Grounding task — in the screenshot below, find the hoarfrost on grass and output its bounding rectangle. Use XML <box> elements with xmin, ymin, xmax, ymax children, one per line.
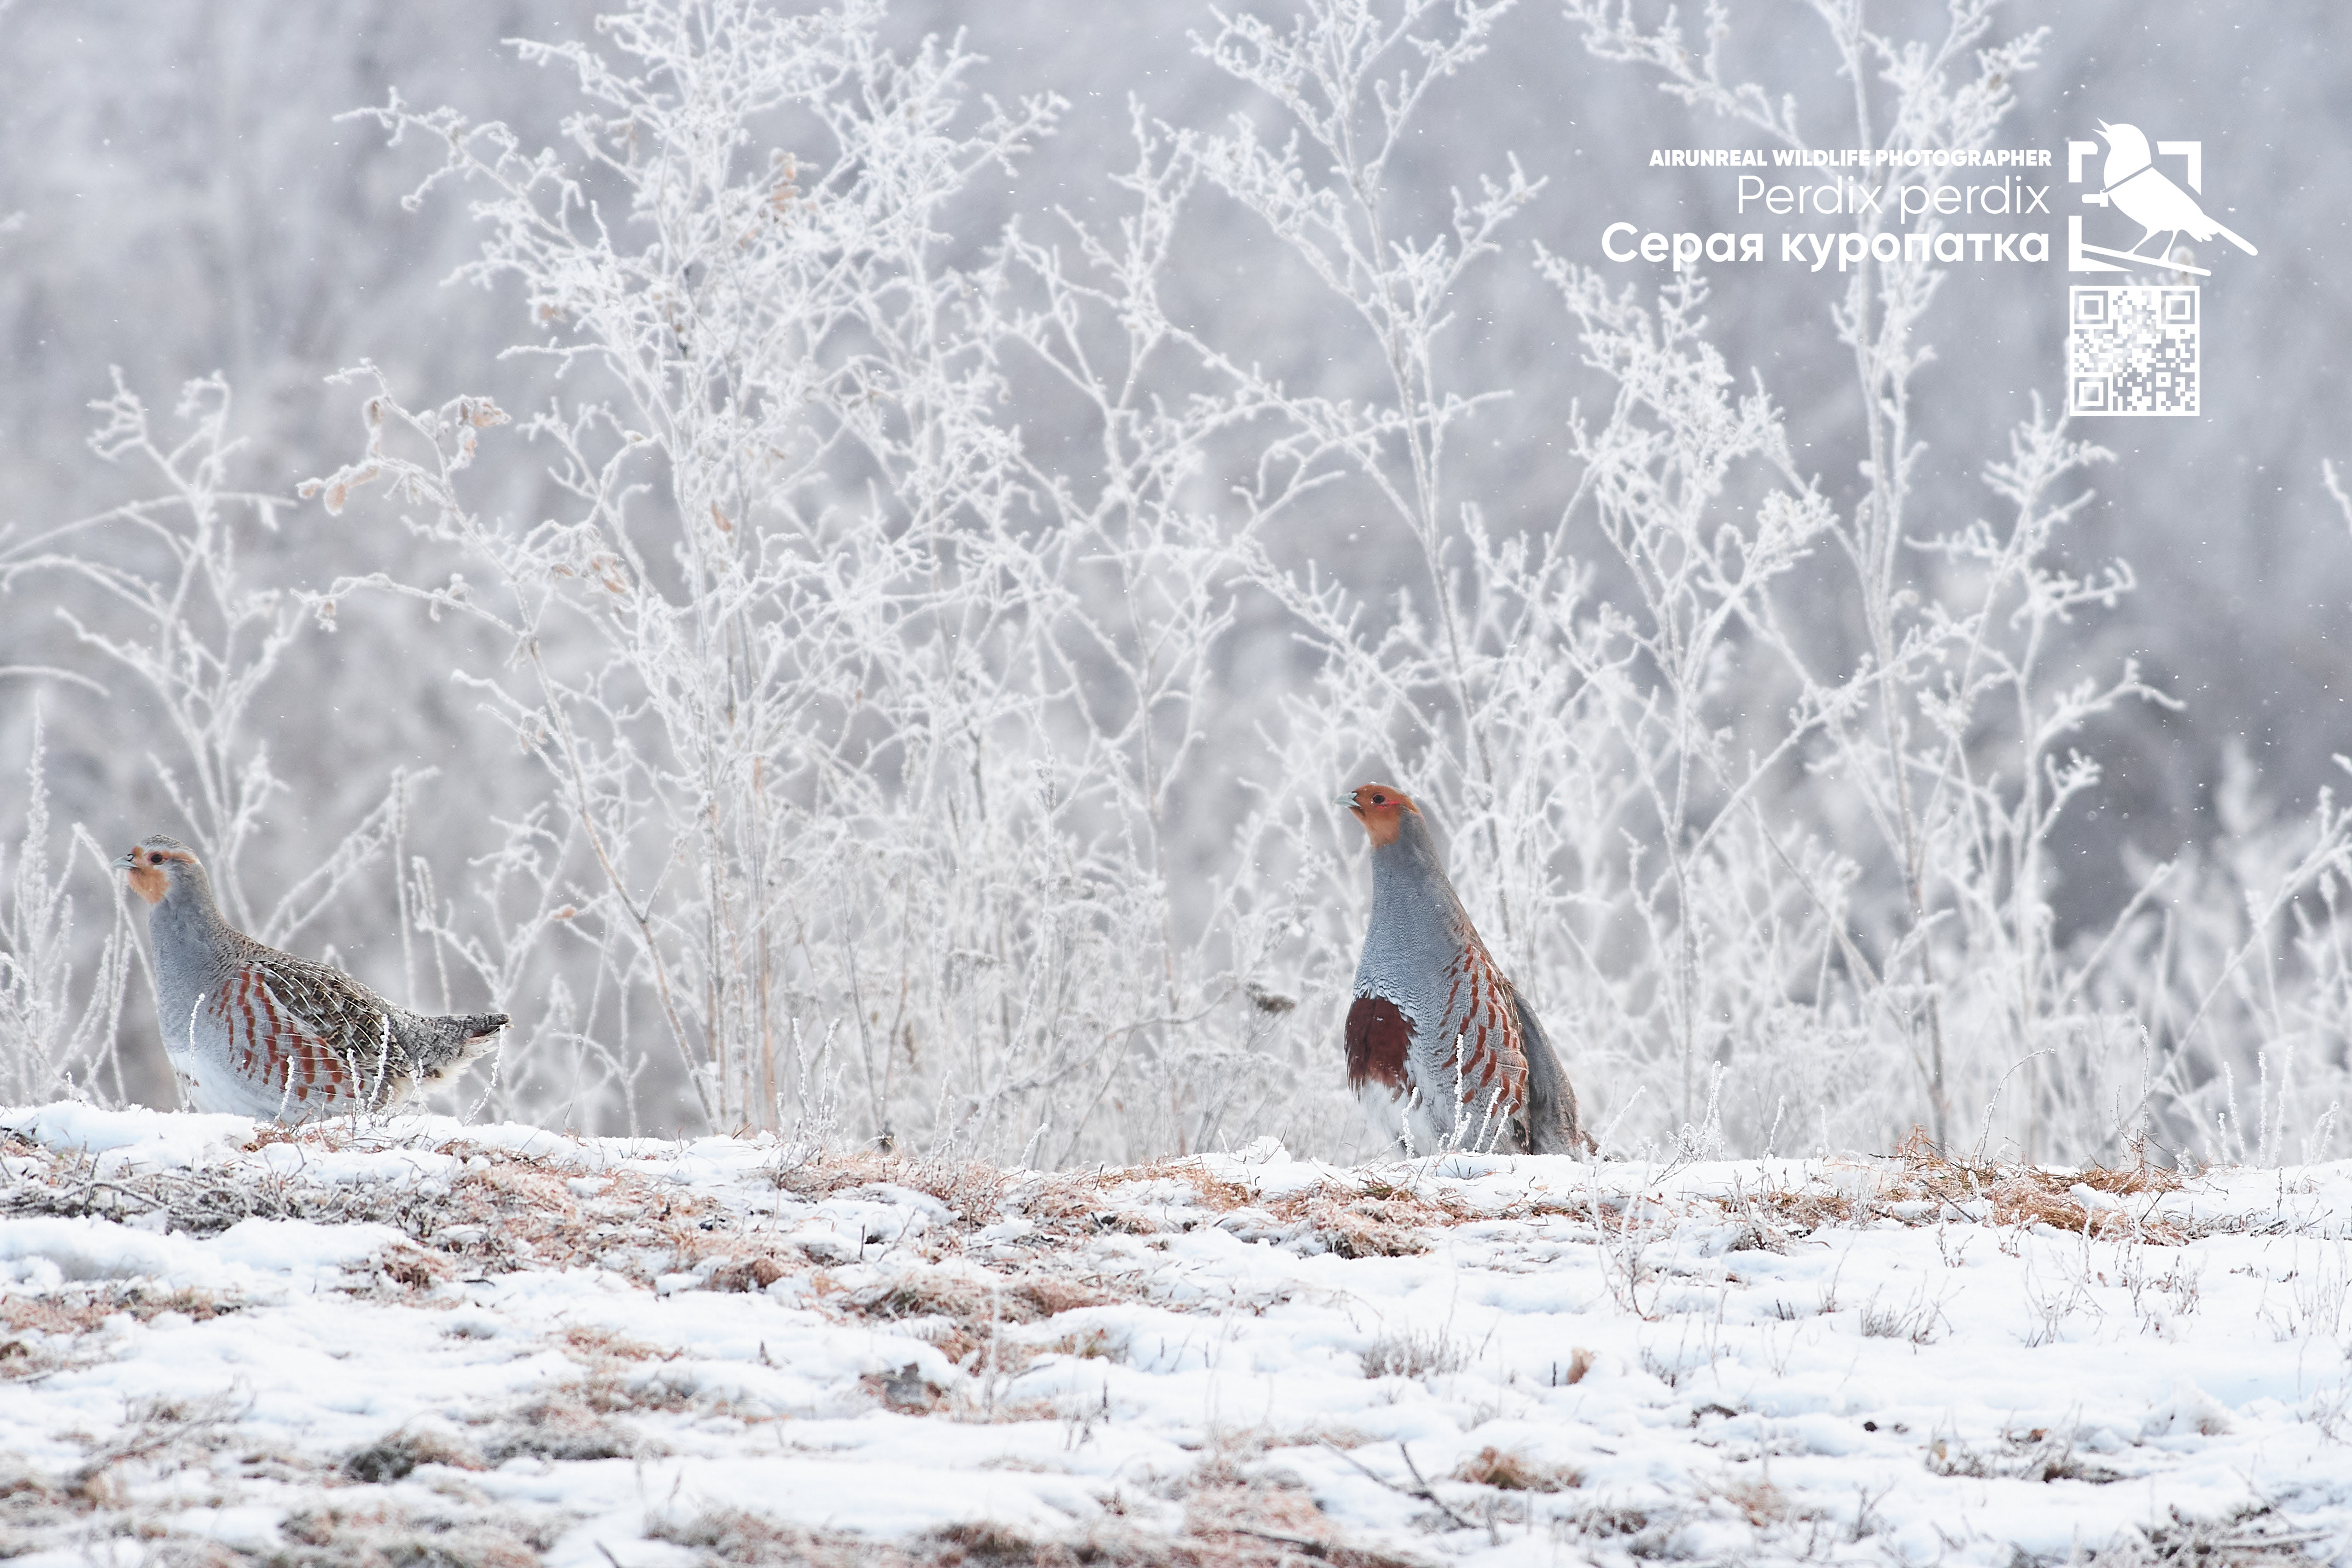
<box><xmin>6</xmin><ymin>0</ymin><xmax>2352</xmax><ymax>1172</ymax></box>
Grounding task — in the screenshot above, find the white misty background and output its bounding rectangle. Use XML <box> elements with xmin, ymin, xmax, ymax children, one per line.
<box><xmin>2</xmin><ymin>0</ymin><xmax>2348</xmax><ymax>1169</ymax></box>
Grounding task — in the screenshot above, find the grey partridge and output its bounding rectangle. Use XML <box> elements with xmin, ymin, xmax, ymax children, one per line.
<box><xmin>117</xmin><ymin>835</ymin><xmax>506</xmax><ymax>1120</ymax></box>
<box><xmin>1338</xmin><ymin>784</ymin><xmax>1586</xmax><ymax>1157</ymax></box>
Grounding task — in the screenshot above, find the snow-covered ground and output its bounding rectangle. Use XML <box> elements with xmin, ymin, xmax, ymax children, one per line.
<box><xmin>3</xmin><ymin>1105</ymin><xmax>2349</xmax><ymax>1567</ymax></box>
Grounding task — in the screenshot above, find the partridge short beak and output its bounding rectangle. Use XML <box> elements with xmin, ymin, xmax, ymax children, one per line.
<box><xmin>113</xmin><ymin>849</ymin><xmax>137</xmax><ymax>870</ymax></box>
<box><xmin>1332</xmin><ymin>790</ymin><xmax>1358</xmax><ymax>809</ymax></box>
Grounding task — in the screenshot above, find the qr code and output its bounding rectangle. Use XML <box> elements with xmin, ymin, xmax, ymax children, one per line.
<box><xmin>2067</xmin><ymin>286</ymin><xmax>2198</xmax><ymax>416</ymax></box>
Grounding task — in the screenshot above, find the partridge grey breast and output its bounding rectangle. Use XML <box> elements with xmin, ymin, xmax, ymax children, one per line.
<box><xmin>118</xmin><ymin>834</ymin><xmax>506</xmax><ymax>1120</ymax></box>
<box><xmin>1338</xmin><ymin>784</ymin><xmax>1587</xmax><ymax>1157</ymax></box>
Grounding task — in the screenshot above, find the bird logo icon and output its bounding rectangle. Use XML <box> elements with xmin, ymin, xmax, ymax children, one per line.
<box><xmin>2070</xmin><ymin>122</ymin><xmax>2254</xmax><ymax>275</ymax></box>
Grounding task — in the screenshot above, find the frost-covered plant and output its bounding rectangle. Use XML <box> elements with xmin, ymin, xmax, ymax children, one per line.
<box><xmin>1</xmin><ymin>375</ymin><xmax>366</xmax><ymax>937</ymax></box>
<box><xmin>1183</xmin><ymin>0</ymin><xmax>1880</xmax><ymax>1154</ymax></box>
<box><xmin>1186</xmin><ymin>0</ymin><xmax>2352</xmax><ymax>1165</ymax></box>
<box><xmin>1552</xmin><ymin>0</ymin><xmax>2352</xmax><ymax>1163</ymax></box>
<box><xmin>312</xmin><ymin>0</ymin><xmax>1323</xmax><ymax>1152</ymax></box>
<box><xmin>0</xmin><ymin>714</ymin><xmax>134</xmax><ymax>1104</ymax></box>
<box><xmin>15</xmin><ymin>0</ymin><xmax>2345</xmax><ymax>1167</ymax></box>
<box><xmin>0</xmin><ymin>376</ymin><xmax>420</xmax><ymax>1104</ymax></box>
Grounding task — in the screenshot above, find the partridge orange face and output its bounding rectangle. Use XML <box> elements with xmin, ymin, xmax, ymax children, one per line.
<box><xmin>115</xmin><ymin>840</ymin><xmax>192</xmax><ymax>905</ymax></box>
<box><xmin>1337</xmin><ymin>783</ymin><xmax>1418</xmax><ymax>847</ymax></box>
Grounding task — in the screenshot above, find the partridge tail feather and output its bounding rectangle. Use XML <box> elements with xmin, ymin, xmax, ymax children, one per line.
<box><xmin>1513</xmin><ymin>994</ymin><xmax>1590</xmax><ymax>1155</ymax></box>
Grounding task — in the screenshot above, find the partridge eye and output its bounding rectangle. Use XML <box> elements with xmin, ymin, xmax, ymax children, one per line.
<box><xmin>1371</xmin><ymin>793</ymin><xmax>1387</xmax><ymax>805</ymax></box>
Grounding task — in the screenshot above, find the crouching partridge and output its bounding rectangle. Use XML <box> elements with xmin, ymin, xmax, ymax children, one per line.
<box><xmin>117</xmin><ymin>835</ymin><xmax>506</xmax><ymax>1120</ymax></box>
<box><xmin>1338</xmin><ymin>784</ymin><xmax>1587</xmax><ymax>1157</ymax></box>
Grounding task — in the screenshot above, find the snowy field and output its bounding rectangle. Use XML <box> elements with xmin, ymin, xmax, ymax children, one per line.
<box><xmin>3</xmin><ymin>1105</ymin><xmax>2350</xmax><ymax>1567</ymax></box>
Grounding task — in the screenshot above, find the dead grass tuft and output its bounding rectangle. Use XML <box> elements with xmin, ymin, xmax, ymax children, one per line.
<box><xmin>645</xmin><ymin>1453</ymin><xmax>1435</xmax><ymax>1568</ymax></box>
<box><xmin>707</xmin><ymin>1254</ymin><xmax>791</xmax><ymax>1292</ymax></box>
<box><xmin>836</xmin><ymin>1264</ymin><xmax>1124</xmax><ymax>1372</ymax></box>
<box><xmin>365</xmin><ymin>1242</ymin><xmax>454</xmax><ymax>1293</ymax></box>
<box><xmin>340</xmin><ymin>1428</ymin><xmax>487</xmax><ymax>1483</ymax></box>
<box><xmin>1294</xmin><ymin>1192</ymin><xmax>1434</xmax><ymax>1258</ymax></box>
<box><xmin>655</xmin><ymin>1502</ymin><xmax>1426</xmax><ymax>1567</ymax></box>
<box><xmin>1702</xmin><ymin>1477</ymin><xmax>1802</xmax><ymax>1526</ymax></box>
<box><xmin>274</xmin><ymin>1498</ymin><xmax>555</xmax><ymax>1568</ymax></box>
<box><xmin>1877</xmin><ymin>1131</ymin><xmax>2190</xmax><ymax>1244</ymax></box>
<box><xmin>772</xmin><ymin>1152</ymin><xmax>1013</xmax><ymax>1224</ymax></box>
<box><xmin>1744</xmin><ymin>1186</ymin><xmax>1861</xmax><ymax>1234</ymax></box>
<box><xmin>1011</xmin><ymin>1160</ymin><xmax>1467</xmax><ymax>1257</ymax></box>
<box><xmin>1454</xmin><ymin>1445</ymin><xmax>1582</xmax><ymax>1492</ymax></box>
<box><xmin>478</xmin><ymin>1382</ymin><xmax>668</xmax><ymax>1463</ymax></box>
<box><xmin>1719</xmin><ymin>1133</ymin><xmax>2194</xmax><ymax>1247</ymax></box>
<box><xmin>1</xmin><ymin>1282</ymin><xmax>244</xmax><ymax>1350</ymax></box>
<box><xmin>1926</xmin><ymin>1426</ymin><xmax>2121</xmax><ymax>1485</ymax></box>
<box><xmin>0</xmin><ymin>1128</ymin><xmax>744</xmax><ymax>1288</ymax></box>
<box><xmin>559</xmin><ymin>1323</ymin><xmax>674</xmax><ymax>1364</ymax></box>
<box><xmin>1030</xmin><ymin>1325</ymin><xmax>1120</xmax><ymax>1362</ymax></box>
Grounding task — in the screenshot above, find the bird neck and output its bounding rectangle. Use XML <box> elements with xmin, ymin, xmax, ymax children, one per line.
<box><xmin>154</xmin><ymin>863</ymin><xmax>232</xmax><ymax>944</ymax></box>
<box><xmin>1368</xmin><ymin>813</ymin><xmax>1462</xmax><ymax>917</ymax></box>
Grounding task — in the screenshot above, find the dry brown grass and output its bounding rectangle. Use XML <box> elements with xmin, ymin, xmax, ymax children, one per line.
<box><xmin>1711</xmin><ymin>1132</ymin><xmax>2193</xmax><ymax>1245</ymax></box>
<box><xmin>425</xmin><ymin>1149</ymin><xmax>729</xmax><ymax>1276</ymax></box>
<box><xmin>359</xmin><ymin>1241</ymin><xmax>454</xmax><ymax>1294</ymax></box>
<box><xmin>707</xmin><ymin>1254</ymin><xmax>792</xmax><ymax>1292</ymax></box>
<box><xmin>1699</xmin><ymin>1477</ymin><xmax>1808</xmax><ymax>1527</ymax></box>
<box><xmin>829</xmin><ymin>1263</ymin><xmax>1127</xmax><ymax>1370</ymax></box>
<box><xmin>651</xmin><ymin>1507</ymin><xmax>901</xmax><ymax>1566</ymax></box>
<box><xmin>477</xmin><ymin>1384</ymin><xmax>664</xmax><ymax>1463</ymax></box>
<box><xmin>339</xmin><ymin>1428</ymin><xmax>488</xmax><ymax>1483</ymax></box>
<box><xmin>0</xmin><ymin>1394</ymin><xmax>337</xmax><ymax>1558</ymax></box>
<box><xmin>650</xmin><ymin>1485</ymin><xmax>1432</xmax><ymax>1567</ymax></box>
<box><xmin>774</xmin><ymin>1151</ymin><xmax>1015</xmax><ymax>1223</ymax></box>
<box><xmin>2</xmin><ymin>1282</ymin><xmax>241</xmax><ymax>1336</ymax></box>
<box><xmin>1009</xmin><ymin>1159</ymin><xmax>1472</xmax><ymax>1261</ymax></box>
<box><xmin>273</xmin><ymin>1497</ymin><xmax>556</xmax><ymax>1568</ymax></box>
<box><xmin>844</xmin><ymin>1268</ymin><xmax>1115</xmax><ymax>1324</ymax></box>
<box><xmin>0</xmin><ymin>1131</ymin><xmax>745</xmax><ymax>1290</ymax></box>
<box><xmin>1870</xmin><ymin>1130</ymin><xmax>2190</xmax><ymax>1243</ymax></box>
<box><xmin>2</xmin><ymin>1285</ymin><xmax>247</xmax><ymax>1385</ymax></box>
<box><xmin>559</xmin><ymin>1323</ymin><xmax>675</xmax><ymax>1364</ymax></box>
<box><xmin>458</xmin><ymin>1327</ymin><xmax>704</xmax><ymax>1461</ymax></box>
<box><xmin>1453</xmin><ymin>1445</ymin><xmax>1583</xmax><ymax>1492</ymax></box>
<box><xmin>1744</xmin><ymin>1186</ymin><xmax>1861</xmax><ymax>1233</ymax></box>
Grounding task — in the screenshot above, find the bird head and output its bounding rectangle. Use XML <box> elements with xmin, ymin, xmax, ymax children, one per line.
<box><xmin>115</xmin><ymin>835</ymin><xmax>202</xmax><ymax>906</ymax></box>
<box><xmin>2095</xmin><ymin>120</ymin><xmax>2151</xmax><ymax>166</ymax></box>
<box><xmin>1336</xmin><ymin>783</ymin><xmax>1420</xmax><ymax>848</ymax></box>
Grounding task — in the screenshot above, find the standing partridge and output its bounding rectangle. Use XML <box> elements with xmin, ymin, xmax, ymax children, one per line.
<box><xmin>1338</xmin><ymin>784</ymin><xmax>1586</xmax><ymax>1157</ymax></box>
<box><xmin>117</xmin><ymin>835</ymin><xmax>506</xmax><ymax>1120</ymax></box>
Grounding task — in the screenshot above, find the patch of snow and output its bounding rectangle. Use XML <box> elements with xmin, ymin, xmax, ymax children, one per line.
<box><xmin>5</xmin><ymin>1106</ymin><xmax>2352</xmax><ymax>1564</ymax></box>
